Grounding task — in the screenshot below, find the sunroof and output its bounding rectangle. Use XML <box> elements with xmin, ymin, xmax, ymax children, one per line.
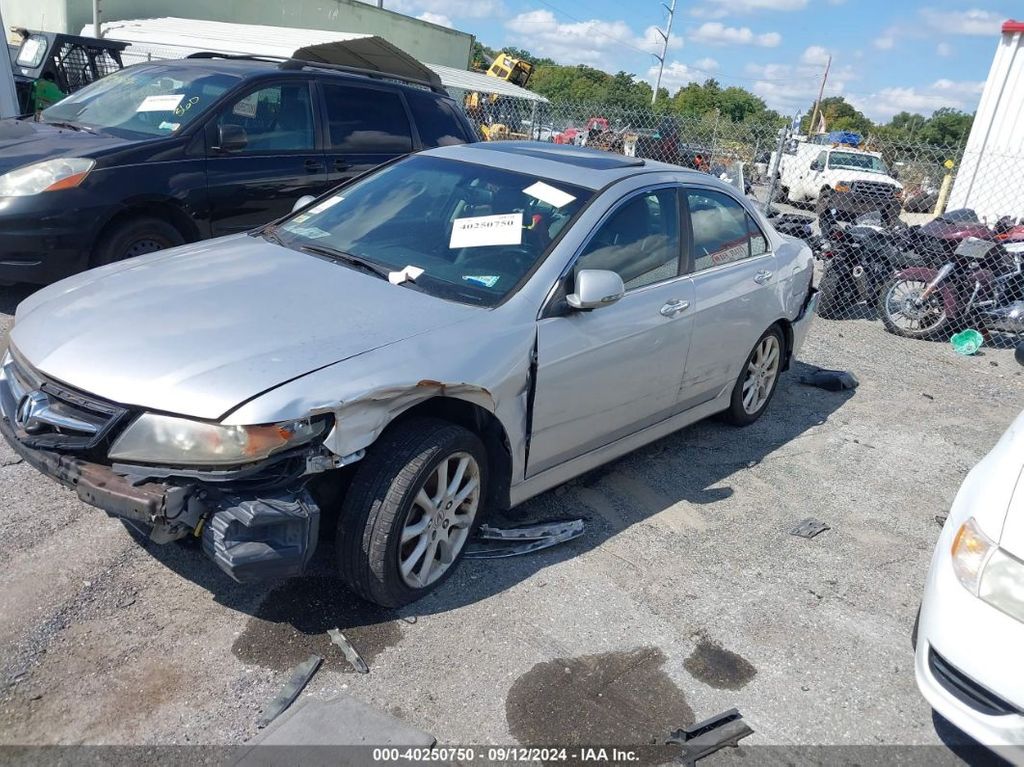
<box><xmin>476</xmin><ymin>142</ymin><xmax>646</xmax><ymax>170</ymax></box>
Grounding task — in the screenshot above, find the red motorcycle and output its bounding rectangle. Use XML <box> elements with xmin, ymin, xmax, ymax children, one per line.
<box><xmin>878</xmin><ymin>225</ymin><xmax>1024</xmax><ymax>340</ymax></box>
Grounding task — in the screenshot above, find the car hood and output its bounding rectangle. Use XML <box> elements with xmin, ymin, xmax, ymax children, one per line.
<box><xmin>11</xmin><ymin>236</ymin><xmax>480</xmax><ymax>420</ymax></box>
<box><xmin>0</xmin><ymin>118</ymin><xmax>133</xmax><ymax>173</ymax></box>
<box><xmin>996</xmin><ymin>411</ymin><xmax>1024</xmax><ymax>560</ymax></box>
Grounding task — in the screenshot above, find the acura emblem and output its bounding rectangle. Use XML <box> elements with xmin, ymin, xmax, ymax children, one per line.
<box><xmin>15</xmin><ymin>390</ymin><xmax>48</xmax><ymax>433</ymax></box>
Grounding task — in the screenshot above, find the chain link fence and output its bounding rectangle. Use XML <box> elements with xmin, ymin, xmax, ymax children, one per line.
<box><xmin>459</xmin><ymin>95</ymin><xmax>1024</xmax><ymax>351</ymax></box>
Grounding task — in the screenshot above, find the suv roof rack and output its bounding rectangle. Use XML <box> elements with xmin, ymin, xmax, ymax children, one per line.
<box><xmin>185</xmin><ymin>49</ymin><xmax>447</xmax><ymax>95</ymax></box>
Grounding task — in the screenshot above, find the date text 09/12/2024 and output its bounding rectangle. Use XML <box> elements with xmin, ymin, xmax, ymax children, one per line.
<box><xmin>372</xmin><ymin>747</ymin><xmax>641</xmax><ymax>762</ymax></box>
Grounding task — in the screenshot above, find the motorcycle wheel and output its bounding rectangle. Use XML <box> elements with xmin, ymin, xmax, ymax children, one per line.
<box><xmin>878</xmin><ymin>275</ymin><xmax>950</xmax><ymax>340</ymax></box>
<box><xmin>817</xmin><ymin>265</ymin><xmax>857</xmax><ymax>320</ymax></box>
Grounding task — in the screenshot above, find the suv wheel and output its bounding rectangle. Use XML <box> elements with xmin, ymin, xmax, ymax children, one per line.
<box><xmin>92</xmin><ymin>216</ymin><xmax>184</xmax><ymax>267</ymax></box>
<box><xmin>722</xmin><ymin>326</ymin><xmax>784</xmax><ymax>426</ymax></box>
<box><xmin>336</xmin><ymin>418</ymin><xmax>487</xmax><ymax>606</ymax></box>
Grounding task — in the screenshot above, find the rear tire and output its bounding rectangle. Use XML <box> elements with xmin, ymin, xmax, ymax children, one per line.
<box><xmin>91</xmin><ymin>216</ymin><xmax>184</xmax><ymax>268</ymax></box>
<box><xmin>722</xmin><ymin>326</ymin><xmax>785</xmax><ymax>426</ymax></box>
<box><xmin>336</xmin><ymin>418</ymin><xmax>488</xmax><ymax>607</ymax></box>
<box><xmin>817</xmin><ymin>265</ymin><xmax>856</xmax><ymax>320</ymax></box>
<box><xmin>878</xmin><ymin>275</ymin><xmax>950</xmax><ymax>340</ymax></box>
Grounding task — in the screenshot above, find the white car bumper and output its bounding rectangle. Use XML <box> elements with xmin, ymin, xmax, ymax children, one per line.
<box><xmin>915</xmin><ymin>543</ymin><xmax>1024</xmax><ymax>759</ymax></box>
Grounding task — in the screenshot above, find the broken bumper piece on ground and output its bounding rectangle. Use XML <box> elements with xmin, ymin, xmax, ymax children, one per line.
<box><xmin>464</xmin><ymin>519</ymin><xmax>584</xmax><ymax>558</ymax></box>
<box><xmin>0</xmin><ymin>415</ymin><xmax>321</xmax><ymax>583</ymax></box>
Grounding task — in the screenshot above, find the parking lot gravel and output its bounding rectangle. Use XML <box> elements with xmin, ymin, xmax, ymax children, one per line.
<box><xmin>1</xmin><ymin>281</ymin><xmax>1022</xmax><ymax>760</ymax></box>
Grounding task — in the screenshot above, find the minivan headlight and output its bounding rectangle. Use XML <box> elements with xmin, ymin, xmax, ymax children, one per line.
<box><xmin>0</xmin><ymin>158</ymin><xmax>94</xmax><ymax>197</ymax></box>
<box><xmin>108</xmin><ymin>413</ymin><xmax>327</xmax><ymax>466</ymax></box>
<box><xmin>951</xmin><ymin>517</ymin><xmax>1024</xmax><ymax>624</ymax></box>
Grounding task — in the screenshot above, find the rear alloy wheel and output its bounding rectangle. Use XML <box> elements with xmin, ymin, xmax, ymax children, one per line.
<box><xmin>91</xmin><ymin>216</ymin><xmax>184</xmax><ymax>268</ymax></box>
<box><xmin>336</xmin><ymin>418</ymin><xmax>487</xmax><ymax>606</ymax></box>
<box><xmin>723</xmin><ymin>327</ymin><xmax>784</xmax><ymax>426</ymax></box>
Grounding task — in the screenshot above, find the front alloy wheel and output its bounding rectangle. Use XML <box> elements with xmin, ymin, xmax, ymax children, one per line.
<box><xmin>336</xmin><ymin>418</ymin><xmax>488</xmax><ymax>607</ymax></box>
<box><xmin>879</xmin><ymin>277</ymin><xmax>950</xmax><ymax>339</ymax></box>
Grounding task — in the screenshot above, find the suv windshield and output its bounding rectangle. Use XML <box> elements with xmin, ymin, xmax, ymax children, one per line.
<box><xmin>275</xmin><ymin>154</ymin><xmax>593</xmax><ymax>306</ymax></box>
<box><xmin>827</xmin><ymin>152</ymin><xmax>888</xmax><ymax>174</ymax></box>
<box><xmin>41</xmin><ymin>63</ymin><xmax>240</xmax><ymax>137</ymax></box>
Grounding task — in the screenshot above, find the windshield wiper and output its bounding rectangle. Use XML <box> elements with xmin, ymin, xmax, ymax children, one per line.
<box><xmin>42</xmin><ymin>119</ymin><xmax>91</xmax><ymax>132</ymax></box>
<box><xmin>299</xmin><ymin>244</ymin><xmax>392</xmax><ymax>281</ymax></box>
<box><xmin>260</xmin><ymin>224</ymin><xmax>284</xmax><ymax>246</ymax></box>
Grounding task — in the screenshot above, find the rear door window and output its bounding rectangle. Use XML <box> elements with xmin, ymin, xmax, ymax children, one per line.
<box><xmin>405</xmin><ymin>89</ymin><xmax>469</xmax><ymax>146</ymax></box>
<box><xmin>686</xmin><ymin>189</ymin><xmax>761</xmax><ymax>271</ymax></box>
<box><xmin>322</xmin><ymin>84</ymin><xmax>414</xmax><ymax>153</ymax></box>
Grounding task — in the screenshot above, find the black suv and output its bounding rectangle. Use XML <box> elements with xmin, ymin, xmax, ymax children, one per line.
<box><xmin>0</xmin><ymin>55</ymin><xmax>476</xmax><ymax>284</ymax></box>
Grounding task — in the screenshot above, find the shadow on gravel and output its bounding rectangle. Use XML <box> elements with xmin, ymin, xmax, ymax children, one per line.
<box><xmin>127</xmin><ymin>360</ymin><xmax>854</xmax><ymax>658</ymax></box>
<box><xmin>932</xmin><ymin>712</ymin><xmax>1013</xmax><ymax>767</ymax></box>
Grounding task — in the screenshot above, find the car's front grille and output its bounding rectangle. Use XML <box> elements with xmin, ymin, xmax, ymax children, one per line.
<box><xmin>852</xmin><ymin>180</ymin><xmax>898</xmax><ymax>200</ymax></box>
<box><xmin>0</xmin><ymin>350</ymin><xmax>127</xmax><ymax>451</ymax></box>
<box><xmin>929</xmin><ymin>648</ymin><xmax>1024</xmax><ymax>717</ymax></box>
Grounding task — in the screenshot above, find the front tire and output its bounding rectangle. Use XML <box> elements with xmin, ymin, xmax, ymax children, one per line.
<box><xmin>722</xmin><ymin>327</ymin><xmax>784</xmax><ymax>426</ymax></box>
<box><xmin>817</xmin><ymin>265</ymin><xmax>856</xmax><ymax>320</ymax></box>
<box><xmin>878</xmin><ymin>276</ymin><xmax>950</xmax><ymax>340</ymax></box>
<box><xmin>91</xmin><ymin>216</ymin><xmax>184</xmax><ymax>268</ymax></box>
<box><xmin>336</xmin><ymin>418</ymin><xmax>488</xmax><ymax>607</ymax></box>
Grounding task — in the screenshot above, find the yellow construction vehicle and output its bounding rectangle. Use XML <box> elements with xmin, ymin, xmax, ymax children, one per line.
<box><xmin>465</xmin><ymin>52</ymin><xmax>534</xmax><ymax>139</ymax></box>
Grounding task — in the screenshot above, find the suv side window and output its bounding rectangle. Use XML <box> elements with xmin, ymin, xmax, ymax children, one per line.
<box><xmin>814</xmin><ymin>150</ymin><xmax>827</xmax><ymax>170</ymax></box>
<box><xmin>405</xmin><ymin>89</ymin><xmax>470</xmax><ymax>146</ymax></box>
<box><xmin>575</xmin><ymin>189</ymin><xmax>681</xmax><ymax>290</ymax></box>
<box><xmin>687</xmin><ymin>189</ymin><xmax>763</xmax><ymax>271</ymax></box>
<box><xmin>322</xmin><ymin>84</ymin><xmax>414</xmax><ymax>153</ymax></box>
<box><xmin>215</xmin><ymin>83</ymin><xmax>315</xmax><ymax>152</ymax></box>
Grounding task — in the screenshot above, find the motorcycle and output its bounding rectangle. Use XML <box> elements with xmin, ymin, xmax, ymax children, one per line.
<box><xmin>879</xmin><ymin>233</ymin><xmax>1024</xmax><ymax>341</ymax></box>
<box><xmin>815</xmin><ymin>209</ymin><xmax>925</xmax><ymax>319</ymax></box>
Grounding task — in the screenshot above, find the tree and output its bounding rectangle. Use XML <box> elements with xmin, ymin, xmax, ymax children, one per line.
<box><xmin>528</xmin><ymin>64</ymin><xmax>611</xmax><ymax>103</ymax></box>
<box><xmin>918</xmin><ymin>107</ymin><xmax>973</xmax><ymax>146</ymax></box>
<box><xmin>606</xmin><ymin>71</ymin><xmax>652</xmax><ymax>110</ymax></box>
<box><xmin>802</xmin><ymin>96</ymin><xmax>872</xmax><ymax>135</ymax></box>
<box><xmin>718</xmin><ymin>86</ymin><xmax>768</xmax><ymax>123</ymax></box>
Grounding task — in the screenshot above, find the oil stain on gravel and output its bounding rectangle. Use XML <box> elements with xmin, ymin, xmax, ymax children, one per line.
<box><xmin>232</xmin><ymin>576</ymin><xmax>402</xmax><ymax>672</ymax></box>
<box><xmin>506</xmin><ymin>647</ymin><xmax>693</xmax><ymax>765</ymax></box>
<box><xmin>683</xmin><ymin>634</ymin><xmax>756</xmax><ymax>690</ymax></box>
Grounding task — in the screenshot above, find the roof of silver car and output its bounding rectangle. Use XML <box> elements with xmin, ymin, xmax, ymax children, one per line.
<box><xmin>423</xmin><ymin>141</ymin><xmax>696</xmax><ymax>191</ymax></box>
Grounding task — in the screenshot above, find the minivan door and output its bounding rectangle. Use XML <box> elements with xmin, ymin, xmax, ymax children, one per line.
<box><xmin>319</xmin><ymin>83</ymin><xmax>416</xmax><ymax>185</ymax></box>
<box><xmin>205</xmin><ymin>80</ymin><xmax>328</xmax><ymax>236</ymax></box>
<box><xmin>679</xmin><ymin>188</ymin><xmax>779</xmax><ymax>402</ymax></box>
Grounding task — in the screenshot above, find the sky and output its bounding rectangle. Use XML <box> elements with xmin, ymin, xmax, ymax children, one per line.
<box><xmin>371</xmin><ymin>0</ymin><xmax>1019</xmax><ymax>122</ymax></box>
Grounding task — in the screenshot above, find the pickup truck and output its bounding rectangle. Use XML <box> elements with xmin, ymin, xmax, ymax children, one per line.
<box><xmin>776</xmin><ymin>142</ymin><xmax>903</xmax><ymax>223</ymax></box>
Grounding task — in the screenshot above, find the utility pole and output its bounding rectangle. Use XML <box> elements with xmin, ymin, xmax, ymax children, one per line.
<box><xmin>93</xmin><ymin>0</ymin><xmax>103</xmax><ymax>38</ymax></box>
<box><xmin>807</xmin><ymin>54</ymin><xmax>831</xmax><ymax>136</ymax></box>
<box><xmin>0</xmin><ymin>5</ymin><xmax>19</xmax><ymax>117</ymax></box>
<box><xmin>651</xmin><ymin>0</ymin><xmax>677</xmax><ymax>106</ymax></box>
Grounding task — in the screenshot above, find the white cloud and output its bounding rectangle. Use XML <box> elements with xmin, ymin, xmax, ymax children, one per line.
<box><xmin>873</xmin><ymin>35</ymin><xmax>895</xmax><ymax>50</ymax></box>
<box><xmin>936</xmin><ymin>42</ymin><xmax>954</xmax><ymax>57</ymax></box>
<box><xmin>849</xmin><ymin>79</ymin><xmax>985</xmax><ymax>121</ymax></box>
<box><xmin>646</xmin><ymin>57</ymin><xmax>720</xmax><ymax>91</ymax></box>
<box><xmin>691</xmin><ymin>22</ymin><xmax>781</xmax><ymax>47</ymax></box>
<box><xmin>920</xmin><ymin>8</ymin><xmax>1003</xmax><ymax>37</ymax></box>
<box><xmin>800</xmin><ymin>45</ymin><xmax>830</xmax><ymax>66</ymax></box>
<box><xmin>701</xmin><ymin>0</ymin><xmax>806</xmax><ymax>11</ymax></box>
<box><xmin>416</xmin><ymin>11</ymin><xmax>452</xmax><ymax>28</ymax></box>
<box><xmin>505</xmin><ymin>10</ymin><xmax>681</xmax><ymax>65</ymax></box>
<box><xmin>744</xmin><ymin>59</ymin><xmax>858</xmax><ymax>114</ymax></box>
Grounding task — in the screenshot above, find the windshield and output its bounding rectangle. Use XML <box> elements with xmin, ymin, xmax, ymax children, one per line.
<box><xmin>274</xmin><ymin>154</ymin><xmax>593</xmax><ymax>306</ymax></box>
<box><xmin>828</xmin><ymin>152</ymin><xmax>888</xmax><ymax>174</ymax></box>
<box><xmin>41</xmin><ymin>64</ymin><xmax>240</xmax><ymax>137</ymax></box>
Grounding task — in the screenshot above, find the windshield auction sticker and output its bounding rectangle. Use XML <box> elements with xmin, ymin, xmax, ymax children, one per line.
<box><xmin>137</xmin><ymin>94</ymin><xmax>184</xmax><ymax>112</ymax></box>
<box><xmin>523</xmin><ymin>181</ymin><xmax>576</xmax><ymax>208</ymax></box>
<box><xmin>450</xmin><ymin>212</ymin><xmax>523</xmax><ymax>249</ymax></box>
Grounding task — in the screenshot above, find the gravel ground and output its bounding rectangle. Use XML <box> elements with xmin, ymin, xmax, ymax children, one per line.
<box><xmin>0</xmin><ymin>281</ymin><xmax>1022</xmax><ymax>760</ymax></box>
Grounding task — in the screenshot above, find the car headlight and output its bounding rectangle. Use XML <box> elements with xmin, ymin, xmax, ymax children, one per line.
<box><xmin>951</xmin><ymin>517</ymin><xmax>1024</xmax><ymax>623</ymax></box>
<box><xmin>108</xmin><ymin>413</ymin><xmax>327</xmax><ymax>466</ymax></box>
<box><xmin>0</xmin><ymin>158</ymin><xmax>95</xmax><ymax>197</ymax></box>
<box><xmin>951</xmin><ymin>517</ymin><xmax>996</xmax><ymax>594</ymax></box>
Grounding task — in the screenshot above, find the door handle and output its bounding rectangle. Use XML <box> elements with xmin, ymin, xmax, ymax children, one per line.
<box><xmin>754</xmin><ymin>270</ymin><xmax>774</xmax><ymax>285</ymax></box>
<box><xmin>333</xmin><ymin>159</ymin><xmax>350</xmax><ymax>172</ymax></box>
<box><xmin>659</xmin><ymin>299</ymin><xmax>690</xmax><ymax>317</ymax></box>
<box><xmin>304</xmin><ymin>159</ymin><xmax>323</xmax><ymax>172</ymax></box>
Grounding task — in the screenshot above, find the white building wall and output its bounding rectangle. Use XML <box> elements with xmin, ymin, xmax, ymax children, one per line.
<box><xmin>947</xmin><ymin>22</ymin><xmax>1024</xmax><ymax>221</ymax></box>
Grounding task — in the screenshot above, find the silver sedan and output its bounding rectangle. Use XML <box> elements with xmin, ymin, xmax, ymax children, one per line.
<box><xmin>1</xmin><ymin>142</ymin><xmax>816</xmax><ymax>605</ymax></box>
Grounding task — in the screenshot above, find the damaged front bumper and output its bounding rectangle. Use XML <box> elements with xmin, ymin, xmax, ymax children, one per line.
<box><xmin>0</xmin><ymin>414</ymin><xmax>320</xmax><ymax>583</ymax></box>
<box><xmin>790</xmin><ymin>283</ymin><xmax>819</xmax><ymax>362</ymax></box>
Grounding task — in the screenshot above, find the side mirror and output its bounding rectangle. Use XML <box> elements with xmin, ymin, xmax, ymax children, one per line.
<box><xmin>292</xmin><ymin>195</ymin><xmax>316</xmax><ymax>213</ymax></box>
<box><xmin>216</xmin><ymin>124</ymin><xmax>248</xmax><ymax>152</ymax></box>
<box><xmin>566</xmin><ymin>269</ymin><xmax>625</xmax><ymax>311</ymax></box>
<box><xmin>810</xmin><ymin>161</ymin><xmax>821</xmax><ymax>171</ymax></box>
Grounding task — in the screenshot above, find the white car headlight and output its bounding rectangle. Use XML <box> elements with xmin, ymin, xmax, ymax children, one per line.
<box><xmin>952</xmin><ymin>517</ymin><xmax>1024</xmax><ymax>624</ymax></box>
<box><xmin>979</xmin><ymin>549</ymin><xmax>1024</xmax><ymax>624</ymax></box>
<box><xmin>108</xmin><ymin>413</ymin><xmax>326</xmax><ymax>466</ymax></box>
<box><xmin>0</xmin><ymin>158</ymin><xmax>95</xmax><ymax>197</ymax></box>
<box><xmin>951</xmin><ymin>517</ymin><xmax>996</xmax><ymax>595</ymax></box>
